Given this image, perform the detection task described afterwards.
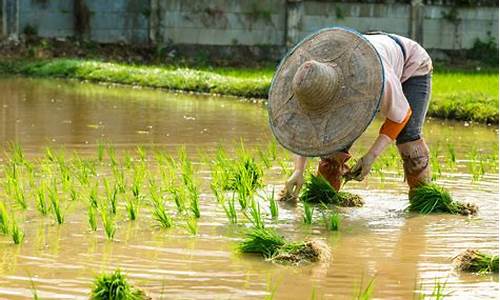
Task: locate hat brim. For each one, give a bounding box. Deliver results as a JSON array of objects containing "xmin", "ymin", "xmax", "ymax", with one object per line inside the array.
[{"xmin": 268, "ymin": 26, "xmax": 384, "ymax": 157}]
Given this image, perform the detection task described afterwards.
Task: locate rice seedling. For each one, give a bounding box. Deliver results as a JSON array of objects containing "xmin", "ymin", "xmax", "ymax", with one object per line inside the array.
[
  {"xmin": 267, "ymin": 140, "xmax": 278, "ymax": 161},
  {"xmin": 112, "ymin": 164, "xmax": 126, "ymax": 193},
  {"xmin": 354, "ymin": 277, "xmax": 375, "ymax": 300},
  {"xmin": 257, "ymin": 148, "xmax": 272, "ymax": 169},
  {"xmin": 104, "ymin": 178, "xmax": 118, "ymax": 215},
  {"xmin": 0, "ymin": 201, "xmax": 10, "ymax": 235},
  {"xmin": 170, "ymin": 186, "xmax": 186, "ymax": 213},
  {"xmin": 408, "ymin": 183, "xmax": 478, "ymax": 215},
  {"xmin": 125, "ymin": 196, "xmax": 139, "ymax": 221},
  {"xmin": 12, "ymin": 178, "xmax": 28, "ymax": 210},
  {"xmin": 453, "ymin": 249, "xmax": 499, "ymax": 273},
  {"xmin": 88, "ymin": 205, "xmax": 98, "ymax": 231},
  {"xmin": 244, "ymin": 200, "xmax": 265, "ymax": 228},
  {"xmin": 11, "ymin": 218, "xmax": 24, "ymax": 244},
  {"xmin": 8, "ymin": 142, "xmax": 25, "ymax": 165},
  {"xmin": 447, "ymin": 143, "xmax": 456, "ymax": 168},
  {"xmin": 225, "ymin": 154, "xmax": 264, "ymax": 195},
  {"xmin": 107, "ymin": 145, "xmax": 118, "ymax": 167},
  {"xmin": 44, "ymin": 146, "xmax": 56, "ymax": 162},
  {"xmin": 429, "ymin": 278, "xmax": 450, "ymax": 300},
  {"xmin": 97, "ymin": 142, "xmax": 105, "ymax": 163},
  {"xmin": 100, "ymin": 208, "xmax": 116, "ymax": 240},
  {"xmin": 35, "ymin": 181, "xmax": 49, "ymax": 215},
  {"xmin": 223, "ymin": 193, "xmax": 238, "ymax": 224},
  {"xmin": 321, "ymin": 207, "xmax": 341, "ymax": 231},
  {"xmin": 303, "ymin": 201, "xmax": 314, "ymax": 225},
  {"xmin": 48, "ymin": 182, "xmax": 64, "ymax": 224},
  {"xmin": 90, "ymin": 269, "xmax": 148, "ymax": 300},
  {"xmin": 211, "ymin": 183, "xmax": 225, "ymax": 204},
  {"xmin": 238, "ymin": 227, "xmax": 329, "ymax": 265},
  {"xmin": 152, "ymin": 198, "xmax": 173, "ymax": 229},
  {"xmin": 136, "ymin": 145, "xmax": 146, "ymax": 161},
  {"xmin": 186, "ymin": 217, "xmax": 198, "ymax": 235},
  {"xmin": 267, "ymin": 187, "xmax": 279, "ymax": 220},
  {"xmin": 300, "ymin": 174, "xmax": 364, "ymax": 207},
  {"xmin": 89, "ymin": 182, "xmax": 99, "ymax": 208}
]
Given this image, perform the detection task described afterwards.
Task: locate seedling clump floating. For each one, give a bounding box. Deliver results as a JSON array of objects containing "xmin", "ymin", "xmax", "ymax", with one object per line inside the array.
[
  {"xmin": 453, "ymin": 249, "xmax": 499, "ymax": 273},
  {"xmin": 408, "ymin": 183, "xmax": 478, "ymax": 215},
  {"xmin": 90, "ymin": 269, "xmax": 149, "ymax": 300},
  {"xmin": 299, "ymin": 174, "xmax": 363, "ymax": 207},
  {"xmin": 238, "ymin": 227, "xmax": 330, "ymax": 265}
]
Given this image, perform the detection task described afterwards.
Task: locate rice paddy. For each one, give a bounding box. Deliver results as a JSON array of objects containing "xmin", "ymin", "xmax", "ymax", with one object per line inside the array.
[{"xmin": 0, "ymin": 77, "xmax": 497, "ymax": 298}]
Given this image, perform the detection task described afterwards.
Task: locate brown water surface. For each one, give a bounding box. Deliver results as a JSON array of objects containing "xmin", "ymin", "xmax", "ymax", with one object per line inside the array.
[{"xmin": 0, "ymin": 77, "xmax": 498, "ymax": 299}]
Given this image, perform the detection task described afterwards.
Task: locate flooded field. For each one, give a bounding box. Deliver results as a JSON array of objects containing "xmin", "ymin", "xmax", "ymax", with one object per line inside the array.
[{"xmin": 0, "ymin": 77, "xmax": 498, "ymax": 299}]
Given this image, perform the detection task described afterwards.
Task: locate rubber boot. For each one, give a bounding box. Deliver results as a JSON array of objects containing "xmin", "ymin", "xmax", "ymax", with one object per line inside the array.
[
  {"xmin": 317, "ymin": 152, "xmax": 351, "ymax": 191},
  {"xmin": 397, "ymin": 138, "xmax": 432, "ymax": 189}
]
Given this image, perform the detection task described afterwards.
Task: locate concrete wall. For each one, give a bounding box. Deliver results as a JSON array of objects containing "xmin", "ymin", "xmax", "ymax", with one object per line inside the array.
[{"xmin": 2, "ymin": 0, "xmax": 498, "ymax": 50}]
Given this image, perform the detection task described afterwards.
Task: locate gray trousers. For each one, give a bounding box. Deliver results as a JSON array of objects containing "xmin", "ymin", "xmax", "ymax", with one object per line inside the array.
[{"xmin": 396, "ymin": 73, "xmax": 432, "ymax": 145}]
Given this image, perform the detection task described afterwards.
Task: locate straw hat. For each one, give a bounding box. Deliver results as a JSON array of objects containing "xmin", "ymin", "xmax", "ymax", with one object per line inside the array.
[{"xmin": 268, "ymin": 27, "xmax": 384, "ymax": 157}]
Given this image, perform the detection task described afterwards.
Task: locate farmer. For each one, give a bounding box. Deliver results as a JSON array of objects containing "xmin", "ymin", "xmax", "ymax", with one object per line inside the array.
[{"xmin": 267, "ymin": 27, "xmax": 433, "ymax": 199}]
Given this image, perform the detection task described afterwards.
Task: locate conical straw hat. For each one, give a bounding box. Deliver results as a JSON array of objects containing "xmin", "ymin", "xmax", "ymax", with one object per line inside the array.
[{"xmin": 268, "ymin": 27, "xmax": 384, "ymax": 157}]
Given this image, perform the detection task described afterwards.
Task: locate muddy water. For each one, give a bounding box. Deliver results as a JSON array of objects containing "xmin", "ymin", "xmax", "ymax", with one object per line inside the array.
[{"xmin": 0, "ymin": 77, "xmax": 498, "ymax": 299}]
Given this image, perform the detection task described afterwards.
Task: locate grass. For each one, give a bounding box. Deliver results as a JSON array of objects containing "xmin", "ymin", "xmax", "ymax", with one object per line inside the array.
[
  {"xmin": 300, "ymin": 174, "xmax": 364, "ymax": 207},
  {"xmin": 453, "ymin": 249, "xmax": 499, "ymax": 273},
  {"xmin": 90, "ymin": 269, "xmax": 148, "ymax": 300},
  {"xmin": 238, "ymin": 227, "xmax": 329, "ymax": 265},
  {"xmin": 0, "ymin": 59, "xmax": 497, "ymax": 122},
  {"xmin": 408, "ymin": 183, "xmax": 478, "ymax": 215}
]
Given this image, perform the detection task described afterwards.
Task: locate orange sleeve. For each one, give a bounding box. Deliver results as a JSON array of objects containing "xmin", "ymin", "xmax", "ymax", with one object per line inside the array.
[{"xmin": 379, "ymin": 109, "xmax": 412, "ymax": 140}]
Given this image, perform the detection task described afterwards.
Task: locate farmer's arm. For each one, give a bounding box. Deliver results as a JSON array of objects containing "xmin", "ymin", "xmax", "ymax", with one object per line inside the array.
[{"xmin": 350, "ymin": 109, "xmax": 412, "ymax": 181}]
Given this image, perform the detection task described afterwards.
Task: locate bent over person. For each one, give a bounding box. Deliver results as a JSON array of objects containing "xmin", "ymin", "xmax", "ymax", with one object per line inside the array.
[{"xmin": 267, "ymin": 27, "xmax": 433, "ymax": 198}]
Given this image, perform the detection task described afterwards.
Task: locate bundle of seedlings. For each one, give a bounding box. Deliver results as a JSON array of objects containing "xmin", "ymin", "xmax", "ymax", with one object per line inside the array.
[
  {"xmin": 298, "ymin": 174, "xmax": 363, "ymax": 207},
  {"xmin": 453, "ymin": 249, "xmax": 499, "ymax": 273},
  {"xmin": 238, "ymin": 227, "xmax": 330, "ymax": 265},
  {"xmin": 225, "ymin": 155, "xmax": 263, "ymax": 192},
  {"xmin": 408, "ymin": 183, "xmax": 478, "ymax": 216},
  {"xmin": 90, "ymin": 269, "xmax": 150, "ymax": 300}
]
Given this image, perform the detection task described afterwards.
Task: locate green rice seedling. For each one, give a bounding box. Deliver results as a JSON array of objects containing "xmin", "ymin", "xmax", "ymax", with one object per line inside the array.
[
  {"xmin": 188, "ymin": 187, "xmax": 201, "ymax": 219},
  {"xmin": 354, "ymin": 277, "xmax": 375, "ymax": 300},
  {"xmin": 11, "ymin": 218, "xmax": 24, "ymax": 244},
  {"xmin": 321, "ymin": 206, "xmax": 341, "ymax": 231},
  {"xmin": 125, "ymin": 196, "xmax": 139, "ymax": 221},
  {"xmin": 97, "ymin": 142, "xmax": 105, "ymax": 163},
  {"xmin": 123, "ymin": 152, "xmax": 134, "ymax": 170},
  {"xmin": 303, "ymin": 201, "xmax": 314, "ymax": 225},
  {"xmin": 88, "ymin": 205, "xmax": 97, "ymax": 231},
  {"xmin": 429, "ymin": 278, "xmax": 450, "ymax": 300},
  {"xmin": 186, "ymin": 217, "xmax": 198, "ymax": 235},
  {"xmin": 267, "ymin": 140, "xmax": 278, "ymax": 161},
  {"xmin": 244, "ymin": 200, "xmax": 264, "ymax": 229},
  {"xmin": 69, "ymin": 186, "xmax": 78, "ymax": 202},
  {"xmin": 300, "ymin": 174, "xmax": 364, "ymax": 207},
  {"xmin": 112, "ymin": 164, "xmax": 126, "ymax": 193},
  {"xmin": 239, "ymin": 227, "xmax": 329, "ymax": 265},
  {"xmin": 223, "ymin": 193, "xmax": 238, "ymax": 224},
  {"xmin": 90, "ymin": 269, "xmax": 148, "ymax": 300},
  {"xmin": 453, "ymin": 249, "xmax": 499, "ymax": 273},
  {"xmin": 408, "ymin": 183, "xmax": 478, "ymax": 215},
  {"xmin": 268, "ymin": 188, "xmax": 279, "ymax": 220},
  {"xmin": 152, "ymin": 201, "xmax": 173, "ymax": 229},
  {"xmin": 103, "ymin": 178, "xmax": 118, "ymax": 215},
  {"xmin": 7, "ymin": 142, "xmax": 25, "ymax": 165},
  {"xmin": 0, "ymin": 201, "xmax": 10, "ymax": 235},
  {"xmin": 257, "ymin": 148, "xmax": 272, "ymax": 169},
  {"xmin": 48, "ymin": 181, "xmax": 64, "ymax": 224},
  {"xmin": 12, "ymin": 179, "xmax": 28, "ymax": 210},
  {"xmin": 100, "ymin": 208, "xmax": 116, "ymax": 240},
  {"xmin": 447, "ymin": 143, "xmax": 456, "ymax": 168},
  {"xmin": 211, "ymin": 183, "xmax": 225, "ymax": 204},
  {"xmin": 107, "ymin": 145, "xmax": 118, "ymax": 167},
  {"xmin": 89, "ymin": 182, "xmax": 99, "ymax": 208},
  {"xmin": 35, "ymin": 181, "xmax": 49, "ymax": 215},
  {"xmin": 170, "ymin": 186, "xmax": 186, "ymax": 213},
  {"xmin": 137, "ymin": 145, "xmax": 146, "ymax": 161},
  {"xmin": 44, "ymin": 146, "xmax": 56, "ymax": 162}
]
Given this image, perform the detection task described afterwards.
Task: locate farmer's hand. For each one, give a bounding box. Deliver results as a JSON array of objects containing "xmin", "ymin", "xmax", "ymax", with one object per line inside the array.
[
  {"xmin": 279, "ymin": 169, "xmax": 304, "ymax": 201},
  {"xmin": 349, "ymin": 153, "xmax": 376, "ymax": 181}
]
